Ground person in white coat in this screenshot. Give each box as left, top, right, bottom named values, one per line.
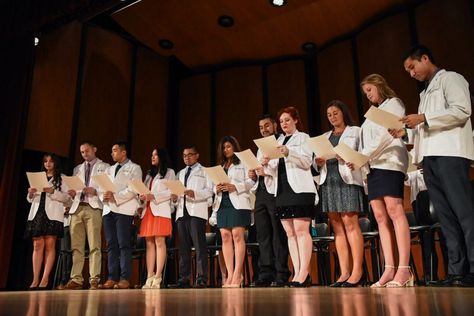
left=26, top=153, right=72, bottom=290
left=169, top=145, right=213, bottom=289
left=314, top=100, right=365, bottom=287
left=139, top=147, right=174, bottom=289
left=211, top=136, right=255, bottom=288
left=62, top=141, right=109, bottom=290
left=360, top=74, right=411, bottom=288
left=99, top=140, right=142, bottom=289
left=393, top=44, right=474, bottom=287
left=263, top=106, right=318, bottom=287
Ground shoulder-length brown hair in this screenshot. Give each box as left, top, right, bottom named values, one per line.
left=360, top=74, right=397, bottom=105
left=217, top=136, right=241, bottom=166
left=277, top=106, right=304, bottom=132
left=325, top=100, right=355, bottom=128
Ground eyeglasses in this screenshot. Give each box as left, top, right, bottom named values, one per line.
left=182, top=153, right=197, bottom=158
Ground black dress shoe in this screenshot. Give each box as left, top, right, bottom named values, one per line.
left=250, top=279, right=273, bottom=288
left=428, top=274, right=463, bottom=287
left=458, top=274, right=474, bottom=287
left=329, top=279, right=348, bottom=288
left=340, top=274, right=366, bottom=288
left=168, top=279, right=191, bottom=289
left=290, top=275, right=312, bottom=288
left=193, top=279, right=207, bottom=288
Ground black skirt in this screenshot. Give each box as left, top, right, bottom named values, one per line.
left=217, top=193, right=251, bottom=228
left=24, top=192, right=64, bottom=238
left=367, top=168, right=405, bottom=201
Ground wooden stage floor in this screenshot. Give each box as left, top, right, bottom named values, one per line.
left=1, top=287, right=474, bottom=316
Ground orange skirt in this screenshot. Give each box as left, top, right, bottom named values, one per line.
left=139, top=206, right=172, bottom=237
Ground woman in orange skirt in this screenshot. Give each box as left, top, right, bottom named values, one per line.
left=139, top=147, right=175, bottom=289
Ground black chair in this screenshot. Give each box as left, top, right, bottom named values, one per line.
left=406, top=212, right=431, bottom=285
left=312, top=222, right=332, bottom=285
left=359, top=217, right=381, bottom=283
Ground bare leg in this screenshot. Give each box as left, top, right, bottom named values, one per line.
left=145, top=237, right=156, bottom=277
left=371, top=199, right=397, bottom=285
left=293, top=218, right=312, bottom=283
left=341, top=213, right=364, bottom=283
left=30, top=237, right=45, bottom=288
left=384, top=196, right=412, bottom=284
left=230, top=227, right=246, bottom=285
left=220, top=228, right=234, bottom=286
left=281, top=219, right=299, bottom=281
left=154, top=237, right=167, bottom=278
left=329, top=212, right=351, bottom=282
left=39, top=235, right=57, bottom=287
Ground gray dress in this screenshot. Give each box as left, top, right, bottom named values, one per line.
left=320, top=134, right=365, bottom=213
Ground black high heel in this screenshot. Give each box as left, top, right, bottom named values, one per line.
left=340, top=273, right=367, bottom=288
left=291, top=275, right=312, bottom=288
left=330, top=278, right=349, bottom=288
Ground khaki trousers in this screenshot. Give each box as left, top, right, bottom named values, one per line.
left=70, top=204, right=102, bottom=284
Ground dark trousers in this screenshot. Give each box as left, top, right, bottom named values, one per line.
left=103, top=212, right=134, bottom=281
left=177, top=215, right=208, bottom=282
left=254, top=189, right=290, bottom=281
left=423, top=156, right=474, bottom=275
left=60, top=226, right=72, bottom=285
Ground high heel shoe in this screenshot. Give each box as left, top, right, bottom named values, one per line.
left=340, top=272, right=366, bottom=288
left=371, top=265, right=396, bottom=288
left=291, top=275, right=312, bottom=288
left=330, top=277, right=349, bottom=288
left=386, top=266, right=415, bottom=288
left=227, top=277, right=244, bottom=288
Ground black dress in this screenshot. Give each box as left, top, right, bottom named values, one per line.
left=25, top=177, right=64, bottom=238
left=274, top=135, right=316, bottom=219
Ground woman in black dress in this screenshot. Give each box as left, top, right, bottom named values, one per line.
left=263, top=106, right=318, bottom=287
left=26, top=153, right=71, bottom=289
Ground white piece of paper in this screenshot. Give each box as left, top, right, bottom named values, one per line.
left=253, top=136, right=284, bottom=159
left=92, top=174, right=117, bottom=192
left=26, top=172, right=50, bottom=191
left=203, top=166, right=231, bottom=185
left=129, top=179, right=151, bottom=195
left=364, top=106, right=404, bottom=130
left=307, top=135, right=337, bottom=160
left=163, top=180, right=187, bottom=196
left=235, top=149, right=260, bottom=170
left=333, top=143, right=369, bottom=170
left=62, top=175, right=86, bottom=191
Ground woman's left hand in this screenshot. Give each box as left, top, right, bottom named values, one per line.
left=224, top=183, right=236, bottom=193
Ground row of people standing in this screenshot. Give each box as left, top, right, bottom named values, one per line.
left=24, top=44, right=474, bottom=290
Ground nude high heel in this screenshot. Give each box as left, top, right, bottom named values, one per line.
left=371, top=265, right=396, bottom=288
left=386, top=266, right=415, bottom=288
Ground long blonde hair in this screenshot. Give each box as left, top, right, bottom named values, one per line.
left=360, top=74, right=397, bottom=105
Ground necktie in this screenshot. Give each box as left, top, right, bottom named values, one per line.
left=183, top=167, right=192, bottom=215
left=115, top=164, right=122, bottom=177
left=81, top=162, right=91, bottom=202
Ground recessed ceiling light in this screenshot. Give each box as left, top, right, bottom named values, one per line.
left=270, top=0, right=287, bottom=7
left=159, top=39, right=174, bottom=49
left=218, top=15, right=234, bottom=27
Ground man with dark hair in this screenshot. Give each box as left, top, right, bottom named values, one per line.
left=393, top=44, right=474, bottom=287
left=249, top=115, right=290, bottom=287
left=62, top=141, right=110, bottom=290
left=169, top=145, right=213, bottom=288
left=99, top=140, right=142, bottom=289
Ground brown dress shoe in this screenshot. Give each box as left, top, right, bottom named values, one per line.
left=98, top=280, right=117, bottom=289
left=89, top=279, right=99, bottom=290
left=114, top=280, right=130, bottom=289
left=64, top=280, right=83, bottom=290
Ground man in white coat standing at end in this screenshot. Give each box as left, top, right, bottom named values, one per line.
left=63, top=141, right=109, bottom=290
left=169, top=145, right=213, bottom=288
left=392, top=44, right=474, bottom=287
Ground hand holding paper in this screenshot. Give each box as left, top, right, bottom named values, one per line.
left=333, top=143, right=369, bottom=170
left=253, top=136, right=284, bottom=159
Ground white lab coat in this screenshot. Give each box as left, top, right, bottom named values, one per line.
left=27, top=175, right=72, bottom=223
left=174, top=163, right=213, bottom=221
left=140, top=168, right=175, bottom=219
left=407, top=69, right=474, bottom=164
left=250, top=148, right=276, bottom=195
left=68, top=159, right=110, bottom=214
left=404, top=169, right=427, bottom=204
left=212, top=163, right=255, bottom=211
left=315, top=126, right=364, bottom=186
left=100, top=160, right=142, bottom=216
left=266, top=130, right=318, bottom=203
